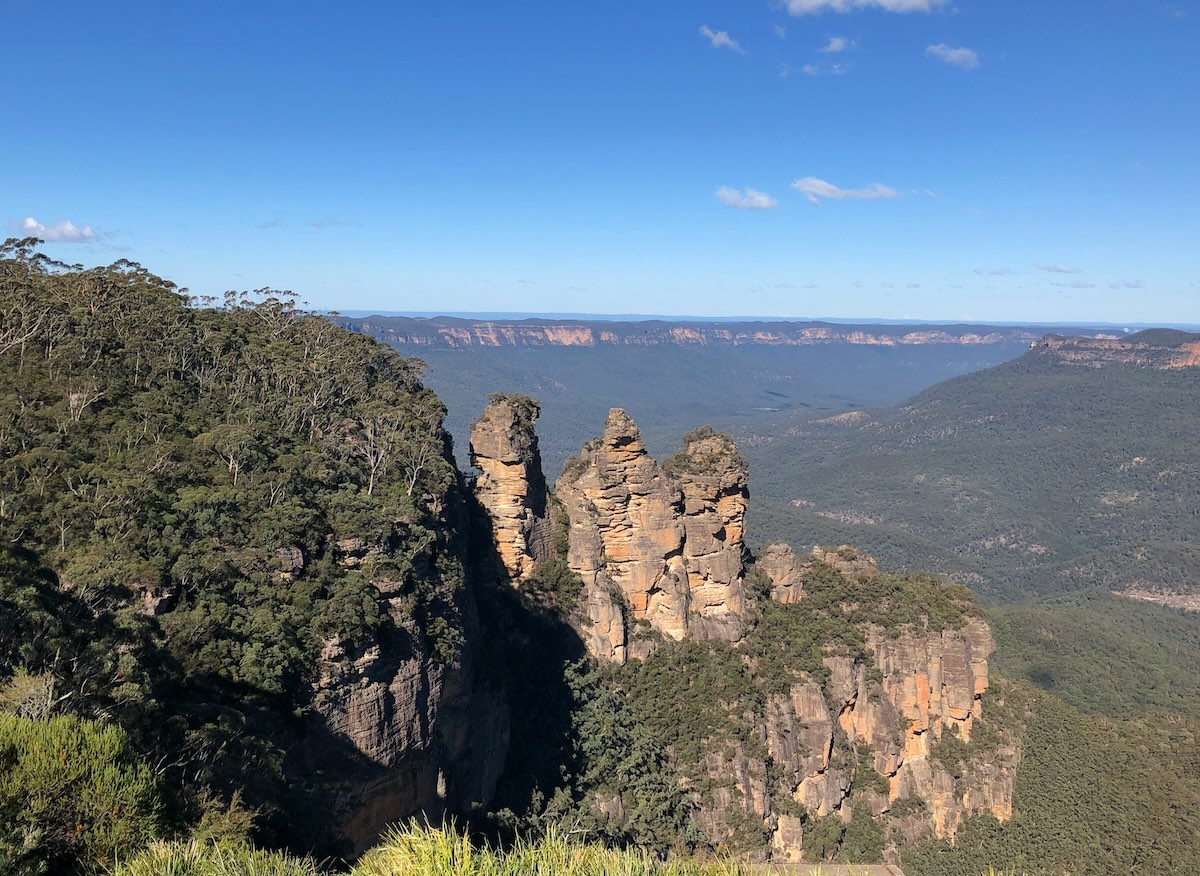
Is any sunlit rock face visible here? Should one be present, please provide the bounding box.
[465,397,1018,859]
[469,395,552,584]
[554,410,749,663]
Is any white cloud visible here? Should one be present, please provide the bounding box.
[975,267,1015,276]
[20,216,97,243]
[715,186,779,210]
[818,36,853,52]
[801,62,849,76]
[307,218,351,228]
[773,23,788,38]
[699,25,744,53]
[792,177,899,205]
[1037,264,1084,274]
[787,0,946,14]
[1051,280,1097,289]
[780,62,793,78]
[1109,279,1145,289]
[926,44,980,69]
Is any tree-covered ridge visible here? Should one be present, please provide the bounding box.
[989,592,1200,721]
[0,239,468,856]
[747,345,1200,601]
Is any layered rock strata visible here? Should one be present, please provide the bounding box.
[469,395,552,584]
[699,545,1016,856]
[699,629,1015,859]
[554,411,749,662]
[300,519,509,851]
[341,314,1117,349]
[464,399,1017,859]
[1034,330,1200,369]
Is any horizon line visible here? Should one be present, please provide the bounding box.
[332,310,1200,331]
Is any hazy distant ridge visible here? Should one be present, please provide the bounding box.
[339,315,1120,349]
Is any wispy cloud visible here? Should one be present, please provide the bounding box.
[787,0,946,14]
[1037,263,1084,274]
[715,186,779,210]
[801,62,849,76]
[792,177,899,205]
[1109,279,1145,289]
[773,23,788,38]
[19,216,97,243]
[1051,280,1097,289]
[926,44,980,69]
[975,267,1015,276]
[818,36,853,53]
[256,218,285,229]
[307,218,351,229]
[699,25,744,53]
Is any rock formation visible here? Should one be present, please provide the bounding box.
[469,395,553,584]
[758,543,880,604]
[1033,329,1200,369]
[695,624,1016,860]
[554,411,748,662]
[302,508,510,850]
[465,400,1018,861]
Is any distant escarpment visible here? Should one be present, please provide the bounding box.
[1033,329,1200,369]
[341,315,1109,349]
[469,396,1018,864]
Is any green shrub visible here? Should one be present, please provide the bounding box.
[0,713,164,875]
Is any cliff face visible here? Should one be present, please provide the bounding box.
[1033,331,1200,369]
[554,411,748,662]
[469,395,552,584]
[467,401,1018,861]
[303,512,510,850]
[341,315,1115,350]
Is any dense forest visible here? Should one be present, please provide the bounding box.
[745,348,1200,602]
[0,238,473,871]
[3,241,1199,874]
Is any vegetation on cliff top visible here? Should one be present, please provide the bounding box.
[0,239,469,863]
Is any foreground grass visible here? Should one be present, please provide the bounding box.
[113,823,751,876]
[114,822,1018,875]
[113,839,323,876]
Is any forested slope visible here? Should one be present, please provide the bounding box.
[746,343,1200,602]
[0,239,493,869]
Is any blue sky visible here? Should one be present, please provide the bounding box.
[4,0,1198,323]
